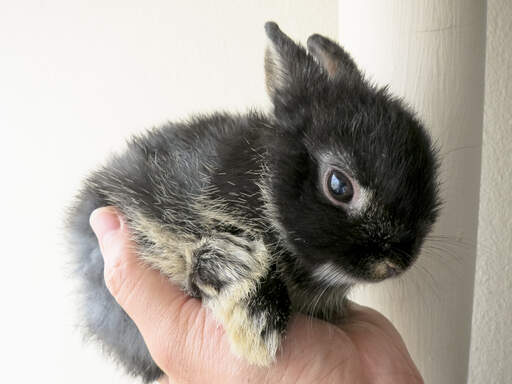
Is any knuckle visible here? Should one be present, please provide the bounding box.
[103,261,129,299]
[99,231,139,303]
[102,247,138,304]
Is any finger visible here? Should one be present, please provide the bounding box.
[341,300,422,382]
[344,300,407,344]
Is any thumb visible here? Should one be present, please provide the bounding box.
[89,207,205,377]
[89,206,147,303]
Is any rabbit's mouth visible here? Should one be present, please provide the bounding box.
[357,254,414,282]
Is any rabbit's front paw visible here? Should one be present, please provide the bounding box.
[189,232,290,365]
[213,268,291,366]
[222,300,282,366]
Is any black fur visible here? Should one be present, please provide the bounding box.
[67,22,441,382]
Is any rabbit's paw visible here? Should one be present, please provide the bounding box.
[223,301,281,366]
[189,232,290,365]
[213,269,291,366]
[189,233,268,300]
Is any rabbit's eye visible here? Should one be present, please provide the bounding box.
[327,170,354,203]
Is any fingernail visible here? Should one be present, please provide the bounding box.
[90,207,121,243]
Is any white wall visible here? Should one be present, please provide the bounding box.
[469,0,512,382]
[0,1,338,383]
[339,1,486,383]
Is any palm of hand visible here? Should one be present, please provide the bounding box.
[156,299,423,383]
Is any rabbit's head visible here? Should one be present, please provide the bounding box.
[261,22,441,285]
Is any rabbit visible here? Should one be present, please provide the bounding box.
[66,21,441,383]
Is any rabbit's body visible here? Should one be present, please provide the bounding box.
[69,112,349,382]
[68,23,441,383]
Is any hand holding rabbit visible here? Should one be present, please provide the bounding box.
[91,207,424,384]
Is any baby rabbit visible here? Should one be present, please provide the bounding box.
[67,22,441,383]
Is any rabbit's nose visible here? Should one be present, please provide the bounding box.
[373,260,401,279]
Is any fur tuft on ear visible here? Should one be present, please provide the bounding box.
[307,34,363,82]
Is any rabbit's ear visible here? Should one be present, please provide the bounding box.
[307,34,363,82]
[264,22,313,102]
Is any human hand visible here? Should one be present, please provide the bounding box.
[90,207,423,384]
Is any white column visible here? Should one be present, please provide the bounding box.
[338,1,486,383]
[469,0,512,382]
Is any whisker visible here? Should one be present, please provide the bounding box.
[392,246,446,305]
[440,144,481,157]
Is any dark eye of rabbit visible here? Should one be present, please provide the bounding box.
[327,170,354,203]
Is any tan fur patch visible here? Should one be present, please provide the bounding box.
[208,300,279,366]
[128,211,196,286]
